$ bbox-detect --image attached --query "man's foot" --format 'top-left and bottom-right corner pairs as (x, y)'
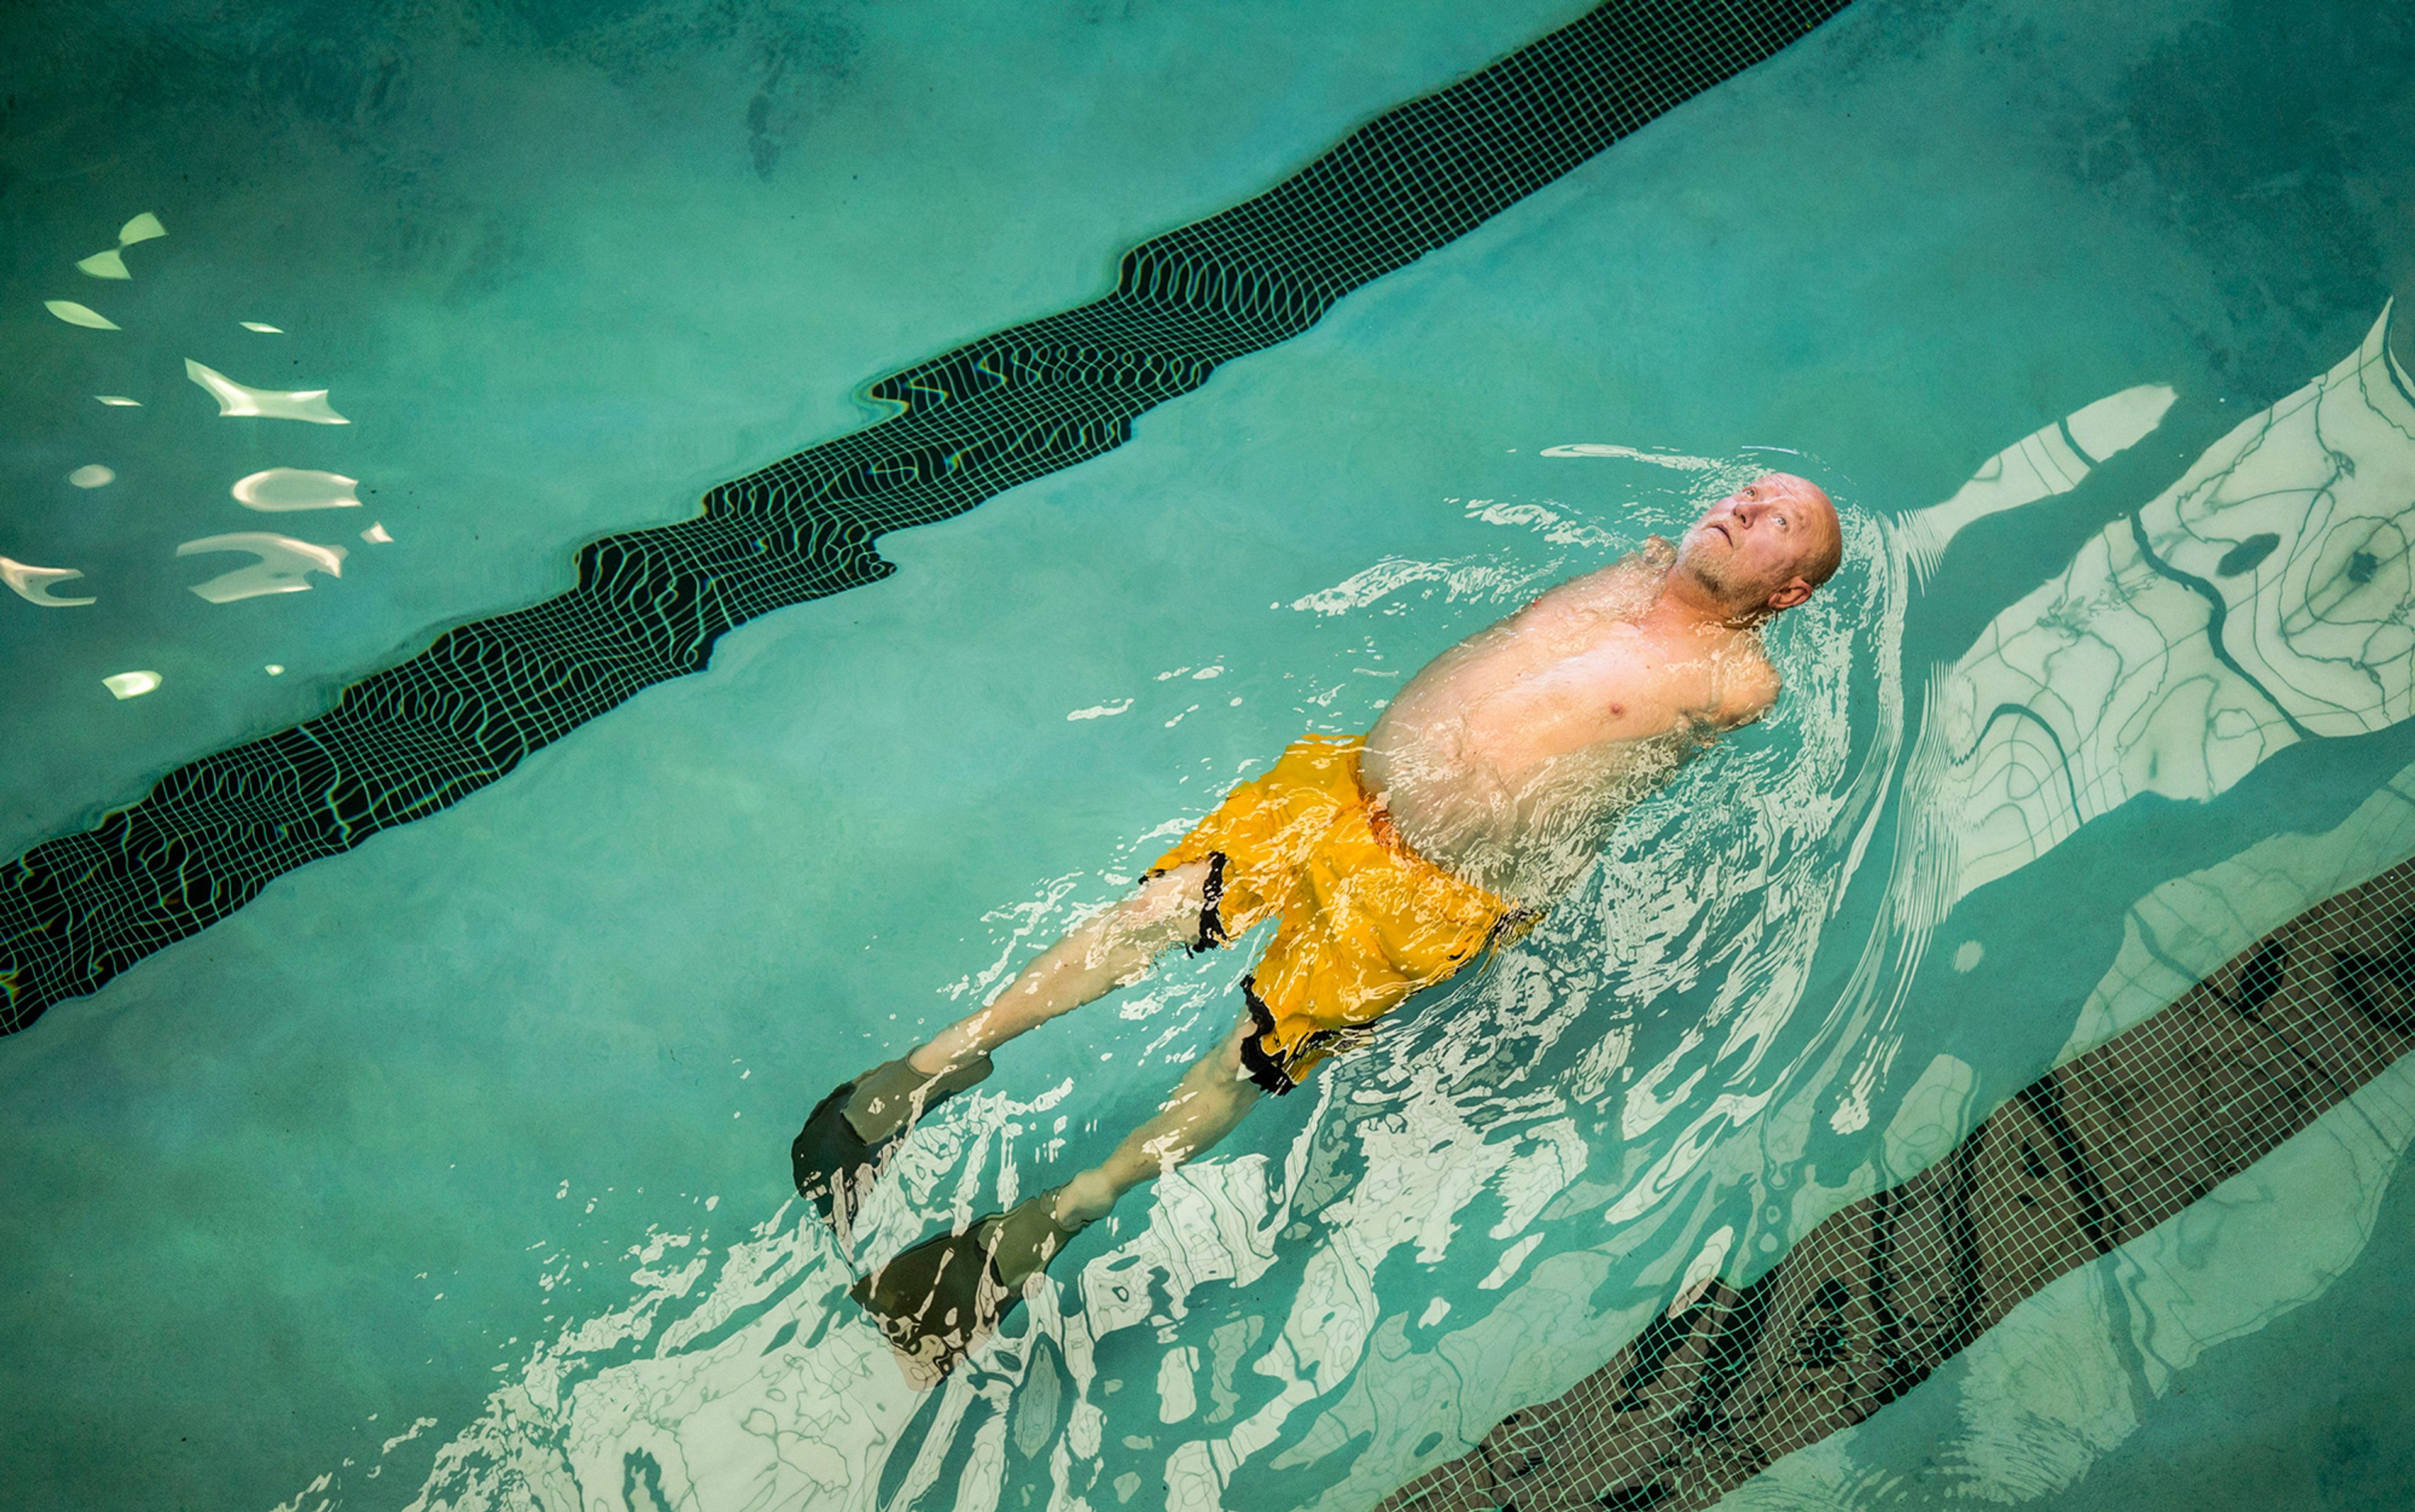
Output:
(848, 1187), (1085, 1377)
(791, 1051), (993, 1235)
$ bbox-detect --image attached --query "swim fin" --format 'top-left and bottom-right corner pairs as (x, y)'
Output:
(849, 1189), (1084, 1375)
(791, 1052), (992, 1235)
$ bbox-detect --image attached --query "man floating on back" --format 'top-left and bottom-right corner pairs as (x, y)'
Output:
(794, 473), (1845, 1374)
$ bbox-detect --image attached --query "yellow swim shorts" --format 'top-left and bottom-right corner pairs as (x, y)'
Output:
(1144, 734), (1528, 1092)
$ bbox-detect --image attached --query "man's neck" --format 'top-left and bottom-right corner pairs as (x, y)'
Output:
(1645, 572), (1763, 638)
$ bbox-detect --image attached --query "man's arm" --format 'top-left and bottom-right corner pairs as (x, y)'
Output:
(1713, 654), (1782, 730)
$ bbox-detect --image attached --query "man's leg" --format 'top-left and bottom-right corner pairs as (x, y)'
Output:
(909, 857), (1216, 1074)
(849, 1009), (1266, 1364)
(795, 857), (1221, 1224)
(1048, 1010), (1263, 1225)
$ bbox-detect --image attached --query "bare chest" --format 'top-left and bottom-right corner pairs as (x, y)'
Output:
(1484, 621), (1727, 746)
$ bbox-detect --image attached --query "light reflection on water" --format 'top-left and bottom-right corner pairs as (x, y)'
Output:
(183, 359), (351, 425)
(176, 532), (348, 604)
(231, 468), (362, 513)
(72, 211), (167, 281)
(43, 298), (119, 330)
(0, 555), (96, 608)
(1731, 766), (2415, 1510)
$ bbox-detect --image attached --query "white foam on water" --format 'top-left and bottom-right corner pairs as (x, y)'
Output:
(183, 359), (349, 424)
(1538, 442), (1728, 470)
(231, 468), (360, 513)
(175, 532), (347, 603)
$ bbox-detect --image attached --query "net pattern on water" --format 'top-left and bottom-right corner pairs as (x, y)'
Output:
(0, 0), (1853, 1033)
(1379, 854), (2415, 1512)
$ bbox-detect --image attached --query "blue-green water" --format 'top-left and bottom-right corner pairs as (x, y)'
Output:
(3, 2), (2412, 1510)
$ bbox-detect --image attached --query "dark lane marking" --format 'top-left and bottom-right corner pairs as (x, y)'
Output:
(2013, 1074), (2124, 1256)
(0, 0), (1855, 1034)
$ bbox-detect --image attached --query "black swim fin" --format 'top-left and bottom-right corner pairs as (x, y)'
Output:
(849, 1189), (1084, 1376)
(791, 1052), (992, 1235)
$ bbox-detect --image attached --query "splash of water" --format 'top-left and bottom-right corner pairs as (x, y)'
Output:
(1538, 442), (1729, 470)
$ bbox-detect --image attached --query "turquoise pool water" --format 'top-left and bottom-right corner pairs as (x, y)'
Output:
(3, 1), (2412, 1509)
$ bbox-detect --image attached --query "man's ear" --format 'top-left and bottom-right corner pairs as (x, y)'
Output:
(1767, 577), (1813, 611)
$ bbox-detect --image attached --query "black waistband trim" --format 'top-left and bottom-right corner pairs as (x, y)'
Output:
(1196, 850), (1230, 952)
(1237, 977), (1299, 1095)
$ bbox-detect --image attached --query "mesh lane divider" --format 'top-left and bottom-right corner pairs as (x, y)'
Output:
(0, 0), (1853, 1033)
(1379, 853), (2415, 1512)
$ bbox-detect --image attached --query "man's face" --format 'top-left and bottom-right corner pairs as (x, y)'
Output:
(1674, 472), (1839, 613)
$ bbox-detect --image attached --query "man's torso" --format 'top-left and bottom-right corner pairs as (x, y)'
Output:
(1360, 554), (1772, 904)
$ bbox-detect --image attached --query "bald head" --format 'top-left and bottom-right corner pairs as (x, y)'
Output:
(1671, 472), (1841, 619)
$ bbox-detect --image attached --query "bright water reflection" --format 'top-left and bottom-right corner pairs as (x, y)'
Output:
(177, 533), (348, 604)
(44, 299), (118, 330)
(231, 468), (361, 513)
(72, 211), (166, 281)
(0, 555), (95, 608)
(183, 359), (350, 424)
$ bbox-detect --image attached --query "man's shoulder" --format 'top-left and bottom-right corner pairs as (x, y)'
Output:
(1715, 648), (1782, 728)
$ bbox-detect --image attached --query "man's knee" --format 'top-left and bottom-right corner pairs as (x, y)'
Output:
(1128, 858), (1219, 950)
(1136, 857), (1212, 904)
